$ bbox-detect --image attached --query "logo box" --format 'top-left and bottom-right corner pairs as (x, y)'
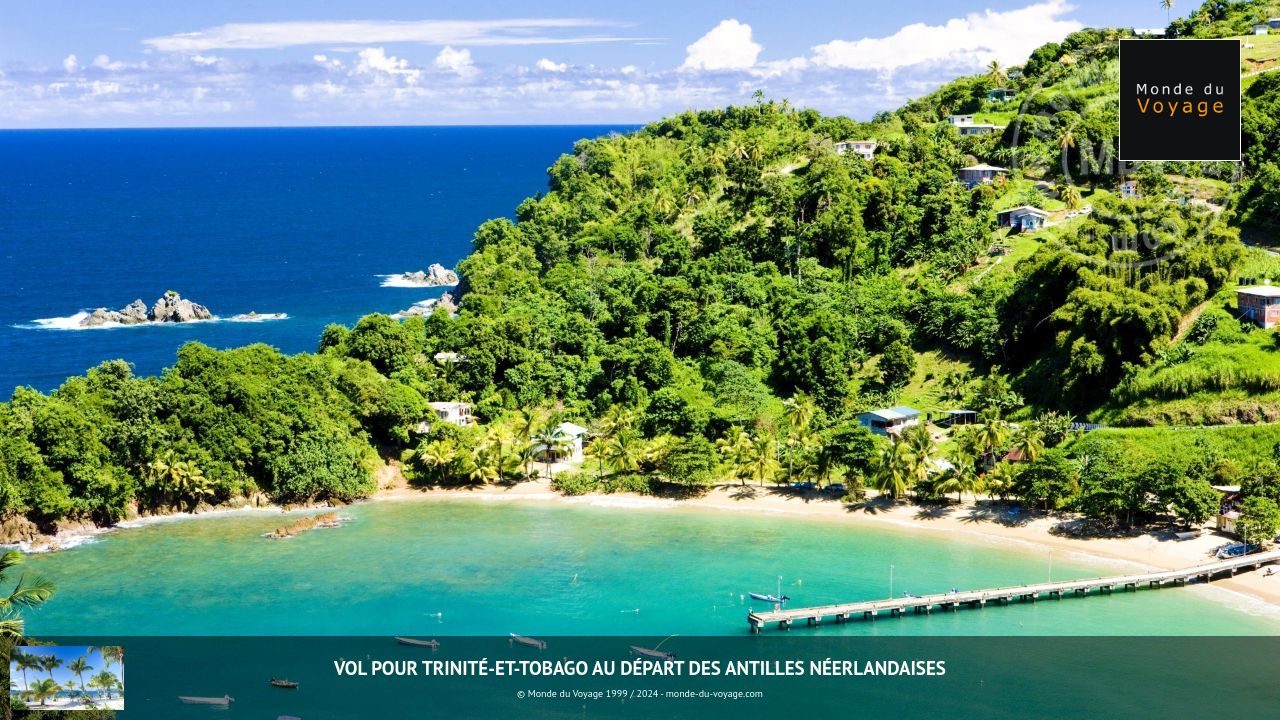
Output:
(1119, 39), (1241, 161)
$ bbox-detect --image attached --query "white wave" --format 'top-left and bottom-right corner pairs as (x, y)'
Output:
(19, 312), (220, 331)
(378, 274), (457, 288)
(227, 312), (289, 323)
(1, 529), (109, 554)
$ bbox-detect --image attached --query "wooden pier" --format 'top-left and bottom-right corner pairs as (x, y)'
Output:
(748, 549), (1280, 633)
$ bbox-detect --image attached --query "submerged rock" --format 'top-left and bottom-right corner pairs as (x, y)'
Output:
(394, 292), (458, 319)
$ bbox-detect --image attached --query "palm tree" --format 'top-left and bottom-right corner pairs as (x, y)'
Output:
(716, 427), (754, 486)
(67, 657), (92, 698)
(40, 654), (62, 682)
(1057, 183), (1083, 210)
(985, 462), (1019, 501)
(90, 671), (118, 700)
(975, 409), (1010, 467)
(100, 646), (122, 672)
(871, 439), (914, 499)
(415, 439), (456, 484)
(12, 650), (41, 694)
(0, 550), (56, 648)
(987, 59), (1006, 87)
(781, 393), (817, 482)
(533, 423), (570, 480)
(744, 434), (780, 487)
(1010, 425), (1045, 463)
(603, 428), (644, 479)
(28, 678), (59, 707)
(465, 446), (501, 485)
(1161, 0), (1174, 25)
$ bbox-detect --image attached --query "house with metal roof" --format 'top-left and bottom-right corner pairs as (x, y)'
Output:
(857, 406), (923, 436)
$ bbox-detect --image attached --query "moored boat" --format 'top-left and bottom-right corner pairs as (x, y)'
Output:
(179, 695), (234, 705)
(510, 633), (547, 650)
(629, 645), (676, 661)
(748, 592), (790, 604)
(270, 678), (299, 689)
(394, 636), (440, 649)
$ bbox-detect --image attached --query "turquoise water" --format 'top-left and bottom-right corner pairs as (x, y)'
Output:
(20, 499), (1280, 636)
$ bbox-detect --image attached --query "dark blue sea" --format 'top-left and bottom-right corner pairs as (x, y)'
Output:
(0, 126), (633, 395)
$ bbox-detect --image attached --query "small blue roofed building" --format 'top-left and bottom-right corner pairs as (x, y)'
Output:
(996, 205), (1049, 232)
(858, 406), (923, 436)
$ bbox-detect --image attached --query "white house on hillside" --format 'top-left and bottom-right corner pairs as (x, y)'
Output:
(416, 401), (474, 434)
(834, 140), (877, 161)
(535, 422), (590, 462)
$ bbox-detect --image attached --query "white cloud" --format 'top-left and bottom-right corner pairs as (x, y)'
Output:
(143, 19), (635, 52)
(190, 55), (222, 66)
(91, 54), (128, 71)
(536, 58), (567, 73)
(434, 46), (477, 77)
(62, 54), (78, 73)
(811, 0), (1081, 72)
(355, 47), (423, 84)
(680, 19), (761, 71)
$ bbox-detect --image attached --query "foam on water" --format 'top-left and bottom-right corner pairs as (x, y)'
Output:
(378, 274), (457, 288)
(21, 312), (221, 331)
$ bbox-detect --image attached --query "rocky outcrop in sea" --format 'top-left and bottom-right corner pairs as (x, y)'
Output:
(80, 292), (214, 327)
(391, 263), (459, 287)
(393, 292), (458, 319)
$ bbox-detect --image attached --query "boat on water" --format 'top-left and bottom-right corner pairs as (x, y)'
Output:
(278, 716), (302, 720)
(394, 636), (440, 649)
(179, 695), (234, 706)
(629, 645), (676, 661)
(270, 678), (299, 689)
(510, 633), (547, 650)
(748, 592), (790, 604)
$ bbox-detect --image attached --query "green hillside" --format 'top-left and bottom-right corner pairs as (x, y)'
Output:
(5, 0), (1280, 535)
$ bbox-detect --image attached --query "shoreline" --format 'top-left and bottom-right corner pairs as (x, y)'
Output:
(12, 476), (1280, 615)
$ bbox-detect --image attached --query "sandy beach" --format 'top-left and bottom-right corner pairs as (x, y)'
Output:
(12, 466), (1280, 613)
(372, 475), (1280, 609)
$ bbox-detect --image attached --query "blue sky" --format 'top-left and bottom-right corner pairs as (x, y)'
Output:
(0, 1), (1176, 127)
(9, 646), (121, 693)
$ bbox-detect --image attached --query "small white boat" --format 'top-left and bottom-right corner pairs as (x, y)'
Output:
(394, 636), (440, 649)
(510, 633), (547, 650)
(279, 716), (302, 720)
(179, 695), (234, 706)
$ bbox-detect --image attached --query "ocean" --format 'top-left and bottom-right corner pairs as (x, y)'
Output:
(21, 499), (1280, 636)
(0, 126), (634, 394)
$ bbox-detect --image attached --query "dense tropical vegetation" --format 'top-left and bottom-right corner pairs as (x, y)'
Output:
(4, 1), (1280, 538)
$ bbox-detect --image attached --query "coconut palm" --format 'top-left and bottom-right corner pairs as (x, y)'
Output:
(533, 423), (570, 480)
(67, 656), (92, 698)
(976, 409), (1010, 467)
(1160, 0), (1174, 24)
(28, 678), (59, 707)
(781, 393), (817, 482)
(1057, 183), (1083, 210)
(744, 434), (780, 487)
(987, 59), (1006, 87)
(985, 462), (1019, 501)
(415, 439), (457, 484)
(871, 439), (914, 499)
(0, 550), (56, 648)
(465, 446), (502, 485)
(12, 650), (41, 694)
(603, 428), (644, 479)
(1010, 425), (1046, 463)
(40, 654), (62, 682)
(716, 427), (755, 485)
(100, 646), (123, 672)
(90, 671), (119, 700)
